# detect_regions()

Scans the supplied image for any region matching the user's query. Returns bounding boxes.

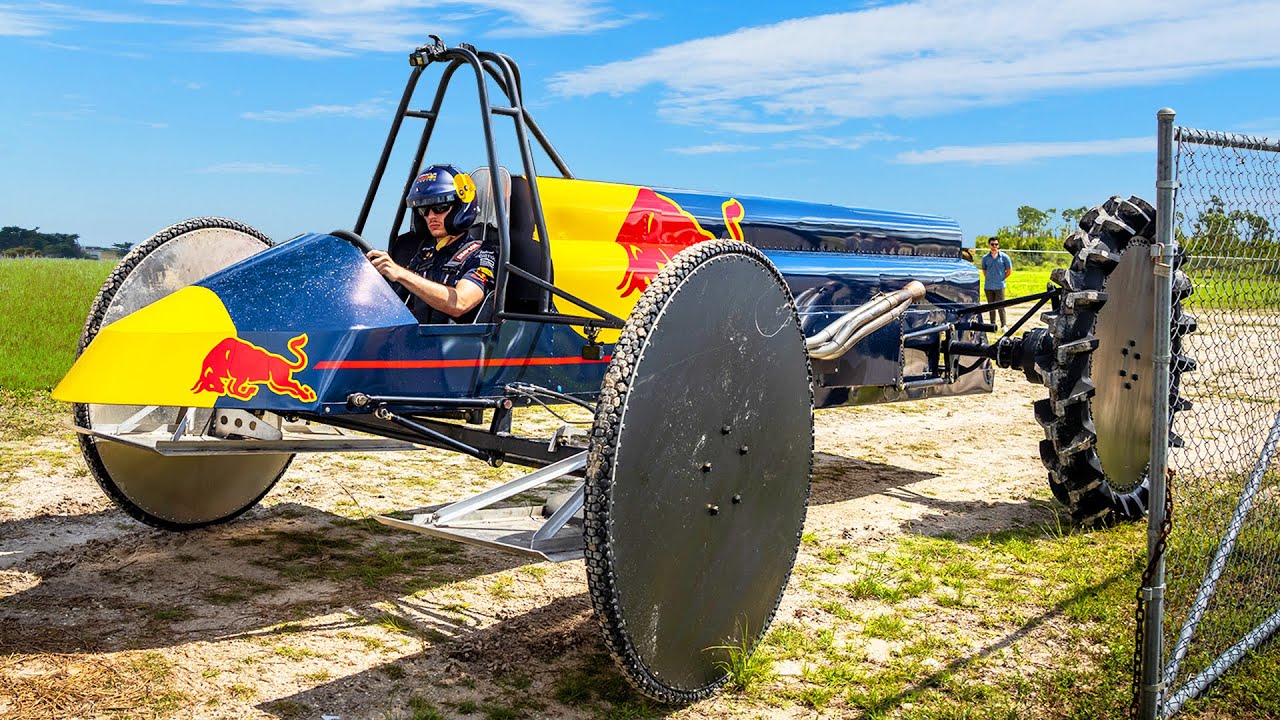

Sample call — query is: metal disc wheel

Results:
[73,218,294,530]
[1035,196,1196,525]
[583,240,813,703]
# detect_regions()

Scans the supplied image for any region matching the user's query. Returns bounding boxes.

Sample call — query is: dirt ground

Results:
[0,361,1056,720]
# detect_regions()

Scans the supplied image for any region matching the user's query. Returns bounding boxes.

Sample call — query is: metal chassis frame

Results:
[309,406,587,470]
[902,287,1063,383]
[352,38,623,331]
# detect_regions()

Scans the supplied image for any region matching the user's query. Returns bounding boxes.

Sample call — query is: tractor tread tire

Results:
[1034,196,1195,525]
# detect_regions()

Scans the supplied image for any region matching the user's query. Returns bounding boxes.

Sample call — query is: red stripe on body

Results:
[314,355,613,370]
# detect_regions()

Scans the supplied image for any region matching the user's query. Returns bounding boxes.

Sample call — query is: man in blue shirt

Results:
[981,237,1014,328]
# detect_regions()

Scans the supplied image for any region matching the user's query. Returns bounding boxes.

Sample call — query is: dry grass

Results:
[0,652,187,719]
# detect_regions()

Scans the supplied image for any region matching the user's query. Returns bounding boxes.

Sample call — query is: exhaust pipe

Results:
[806,281,926,360]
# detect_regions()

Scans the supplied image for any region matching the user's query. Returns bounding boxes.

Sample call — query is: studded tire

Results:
[74,217,294,531]
[1034,196,1196,525]
[583,239,813,703]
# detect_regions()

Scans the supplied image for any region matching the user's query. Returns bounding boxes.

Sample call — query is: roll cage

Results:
[352,36,625,332]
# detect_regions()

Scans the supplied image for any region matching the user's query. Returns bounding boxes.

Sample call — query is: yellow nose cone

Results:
[53,286,237,407]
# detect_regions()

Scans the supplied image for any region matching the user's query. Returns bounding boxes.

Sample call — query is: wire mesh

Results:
[1158,127,1280,716]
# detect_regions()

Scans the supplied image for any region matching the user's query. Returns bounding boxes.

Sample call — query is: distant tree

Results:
[1186,195,1275,264]
[0,225,90,258]
[1015,206,1052,238]
[985,204,1077,267]
[112,242,134,252]
[1059,206,1088,234]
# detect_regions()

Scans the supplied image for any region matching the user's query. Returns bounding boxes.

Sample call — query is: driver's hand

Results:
[366,249,404,283]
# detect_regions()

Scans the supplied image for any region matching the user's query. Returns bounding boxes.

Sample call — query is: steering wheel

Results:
[329,229,373,254]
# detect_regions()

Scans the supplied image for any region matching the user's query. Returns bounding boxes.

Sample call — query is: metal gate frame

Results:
[1140,109,1280,719]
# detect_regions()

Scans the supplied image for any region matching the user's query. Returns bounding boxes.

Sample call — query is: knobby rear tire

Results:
[1034,196,1196,525]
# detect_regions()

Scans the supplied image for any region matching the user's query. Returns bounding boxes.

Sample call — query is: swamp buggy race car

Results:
[51,39,1195,702]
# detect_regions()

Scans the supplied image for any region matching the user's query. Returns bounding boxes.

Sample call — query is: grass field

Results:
[0,258,114,392]
[1002,265,1055,299]
[987,259,1280,312]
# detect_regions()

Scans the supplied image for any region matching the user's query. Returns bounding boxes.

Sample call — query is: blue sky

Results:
[3,0,1279,250]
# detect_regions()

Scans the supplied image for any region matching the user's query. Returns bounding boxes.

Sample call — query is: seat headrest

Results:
[470,166,512,229]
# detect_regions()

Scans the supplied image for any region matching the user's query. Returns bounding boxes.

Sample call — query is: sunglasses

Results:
[418,202,454,216]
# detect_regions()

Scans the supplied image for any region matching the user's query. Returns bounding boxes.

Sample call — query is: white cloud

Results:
[896,137,1154,165]
[670,143,757,155]
[0,8,48,36]
[780,131,902,151]
[478,0,637,36]
[551,0,1280,126]
[717,119,839,134]
[217,35,352,58]
[8,1,631,58]
[242,100,387,121]
[196,162,308,174]
[216,7,440,56]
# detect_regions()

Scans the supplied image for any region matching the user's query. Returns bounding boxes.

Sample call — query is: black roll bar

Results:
[353,38,609,327]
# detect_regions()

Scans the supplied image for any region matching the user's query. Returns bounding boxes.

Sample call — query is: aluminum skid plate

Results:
[73,419,421,456]
[376,452,589,563]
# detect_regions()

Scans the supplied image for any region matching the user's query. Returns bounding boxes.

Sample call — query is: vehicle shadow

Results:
[808,450,1061,540]
[0,501,530,656]
[808,451,938,506]
[255,591,672,720]
[891,491,1064,540]
[0,507,131,572]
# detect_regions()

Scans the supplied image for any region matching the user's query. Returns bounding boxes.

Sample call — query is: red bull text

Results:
[192,333,317,403]
[722,198,745,241]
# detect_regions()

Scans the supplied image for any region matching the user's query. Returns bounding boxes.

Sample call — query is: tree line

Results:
[1,226,132,259]
[2,226,89,258]
[979,205,1087,267]
[981,197,1277,269]
[1181,195,1275,264]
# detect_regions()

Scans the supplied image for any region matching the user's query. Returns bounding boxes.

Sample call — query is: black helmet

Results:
[406,164,478,236]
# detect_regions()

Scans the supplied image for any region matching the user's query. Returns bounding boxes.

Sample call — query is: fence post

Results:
[1141,107,1178,720]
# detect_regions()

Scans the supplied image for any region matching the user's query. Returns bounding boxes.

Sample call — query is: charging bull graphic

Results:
[192,333,317,403]
[614,189,747,299]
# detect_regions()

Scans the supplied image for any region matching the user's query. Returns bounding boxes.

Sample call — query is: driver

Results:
[366,164,497,323]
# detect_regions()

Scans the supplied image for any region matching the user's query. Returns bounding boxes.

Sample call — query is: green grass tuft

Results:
[708,622,774,693]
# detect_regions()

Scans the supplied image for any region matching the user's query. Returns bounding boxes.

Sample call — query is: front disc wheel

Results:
[584,240,813,703]
[74,217,294,530]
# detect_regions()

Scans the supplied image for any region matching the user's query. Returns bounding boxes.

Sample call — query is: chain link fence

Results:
[1143,116,1280,717]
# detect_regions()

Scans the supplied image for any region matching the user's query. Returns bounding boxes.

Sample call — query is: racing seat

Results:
[470,166,547,315]
[468,167,509,324]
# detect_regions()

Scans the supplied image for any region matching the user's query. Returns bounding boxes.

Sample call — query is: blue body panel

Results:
[659,188,965,258]
[194,220,988,416]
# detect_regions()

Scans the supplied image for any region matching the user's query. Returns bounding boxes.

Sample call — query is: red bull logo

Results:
[192,333,317,403]
[614,189,747,298]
